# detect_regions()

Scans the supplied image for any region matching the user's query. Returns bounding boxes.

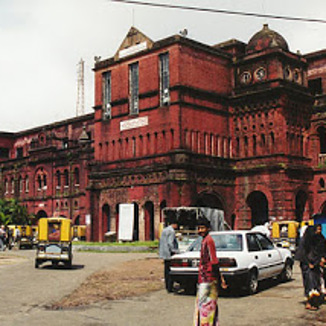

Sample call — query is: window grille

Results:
[160,53,170,105]
[129,62,139,114]
[103,71,111,119]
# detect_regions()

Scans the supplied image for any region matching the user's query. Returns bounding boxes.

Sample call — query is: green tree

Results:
[0,199,31,225]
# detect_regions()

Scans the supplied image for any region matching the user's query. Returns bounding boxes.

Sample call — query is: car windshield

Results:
[187,233,243,252]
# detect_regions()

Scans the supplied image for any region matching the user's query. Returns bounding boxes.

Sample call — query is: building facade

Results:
[2,25,326,241]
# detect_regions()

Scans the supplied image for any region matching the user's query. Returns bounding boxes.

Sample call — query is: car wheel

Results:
[35,260,39,269]
[279,260,293,282]
[167,277,174,293]
[247,270,258,295]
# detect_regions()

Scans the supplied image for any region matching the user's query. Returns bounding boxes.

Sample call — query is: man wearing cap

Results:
[159,217,179,292]
[194,217,227,326]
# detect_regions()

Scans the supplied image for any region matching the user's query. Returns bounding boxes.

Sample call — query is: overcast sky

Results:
[1,0,326,132]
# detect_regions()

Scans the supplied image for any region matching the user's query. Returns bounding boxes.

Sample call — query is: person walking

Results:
[159,217,179,292]
[296,225,323,310]
[194,217,227,326]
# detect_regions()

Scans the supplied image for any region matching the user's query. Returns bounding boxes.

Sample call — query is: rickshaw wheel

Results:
[64,259,72,269]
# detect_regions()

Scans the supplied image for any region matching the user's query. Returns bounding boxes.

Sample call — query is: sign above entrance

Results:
[120,116,148,131]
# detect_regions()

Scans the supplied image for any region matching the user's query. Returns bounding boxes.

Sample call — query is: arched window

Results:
[64,169,69,187]
[56,170,61,188]
[4,179,8,194]
[25,176,29,193]
[253,135,257,156]
[244,136,248,157]
[74,168,80,185]
[19,176,23,193]
[11,178,15,194]
[43,174,47,189]
[319,178,325,188]
[37,175,42,190]
[317,126,326,154]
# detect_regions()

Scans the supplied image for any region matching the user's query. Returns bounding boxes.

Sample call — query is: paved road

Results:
[0,249,325,326]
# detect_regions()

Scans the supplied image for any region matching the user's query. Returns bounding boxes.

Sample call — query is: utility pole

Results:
[76,58,85,116]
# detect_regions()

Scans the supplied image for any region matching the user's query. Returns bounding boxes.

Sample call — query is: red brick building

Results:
[3,25,326,241]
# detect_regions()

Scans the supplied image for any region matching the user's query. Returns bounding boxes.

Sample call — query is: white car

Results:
[170,230,293,294]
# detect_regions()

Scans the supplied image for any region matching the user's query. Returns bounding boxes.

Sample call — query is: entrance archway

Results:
[246,191,269,226]
[295,190,308,223]
[144,201,154,241]
[195,192,224,210]
[102,204,111,232]
[36,210,47,220]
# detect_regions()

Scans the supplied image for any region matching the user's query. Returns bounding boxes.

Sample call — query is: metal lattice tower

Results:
[76,58,85,116]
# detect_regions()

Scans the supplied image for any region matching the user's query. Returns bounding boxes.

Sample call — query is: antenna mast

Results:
[76,58,85,116]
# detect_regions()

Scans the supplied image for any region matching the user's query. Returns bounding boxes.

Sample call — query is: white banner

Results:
[118,204,134,241]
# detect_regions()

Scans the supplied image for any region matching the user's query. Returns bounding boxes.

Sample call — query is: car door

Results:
[246,233,269,279]
[255,233,283,277]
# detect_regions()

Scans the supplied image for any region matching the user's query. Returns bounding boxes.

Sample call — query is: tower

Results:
[76,58,85,117]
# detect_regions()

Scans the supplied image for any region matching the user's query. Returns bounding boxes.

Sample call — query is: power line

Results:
[109,0,326,24]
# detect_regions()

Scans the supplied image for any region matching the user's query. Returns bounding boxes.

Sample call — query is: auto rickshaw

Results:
[35,217,73,268]
[271,221,299,254]
[72,225,86,241]
[17,225,34,249]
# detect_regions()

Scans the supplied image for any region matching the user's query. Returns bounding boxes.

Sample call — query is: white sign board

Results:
[120,116,148,131]
[85,214,91,225]
[119,42,147,59]
[118,204,134,241]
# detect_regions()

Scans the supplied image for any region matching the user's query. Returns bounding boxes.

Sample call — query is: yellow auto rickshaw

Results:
[72,225,87,241]
[271,221,299,254]
[17,225,33,249]
[35,217,73,268]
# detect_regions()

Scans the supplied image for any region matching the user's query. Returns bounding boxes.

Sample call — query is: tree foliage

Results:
[0,199,31,226]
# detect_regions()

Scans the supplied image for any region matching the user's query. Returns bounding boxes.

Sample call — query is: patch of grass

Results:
[50,258,164,309]
[73,240,159,247]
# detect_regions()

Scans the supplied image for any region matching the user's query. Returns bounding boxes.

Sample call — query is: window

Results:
[159,53,169,105]
[246,234,261,252]
[56,170,61,188]
[37,175,42,190]
[64,169,69,187]
[308,78,322,96]
[16,147,23,159]
[43,174,47,189]
[19,176,23,193]
[74,168,80,185]
[255,233,274,250]
[25,177,29,193]
[0,147,9,159]
[103,71,111,119]
[4,179,8,194]
[129,62,139,114]
[11,178,14,194]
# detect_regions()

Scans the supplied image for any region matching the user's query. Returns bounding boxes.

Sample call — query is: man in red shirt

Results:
[194,217,227,326]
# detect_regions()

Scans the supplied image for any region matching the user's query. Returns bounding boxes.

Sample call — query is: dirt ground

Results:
[1,249,326,326]
[51,257,164,308]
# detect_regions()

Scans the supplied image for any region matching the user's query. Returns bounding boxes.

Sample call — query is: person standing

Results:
[159,217,179,292]
[296,225,323,310]
[194,217,227,326]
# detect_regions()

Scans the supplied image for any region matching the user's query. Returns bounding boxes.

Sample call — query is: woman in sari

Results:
[296,225,323,310]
